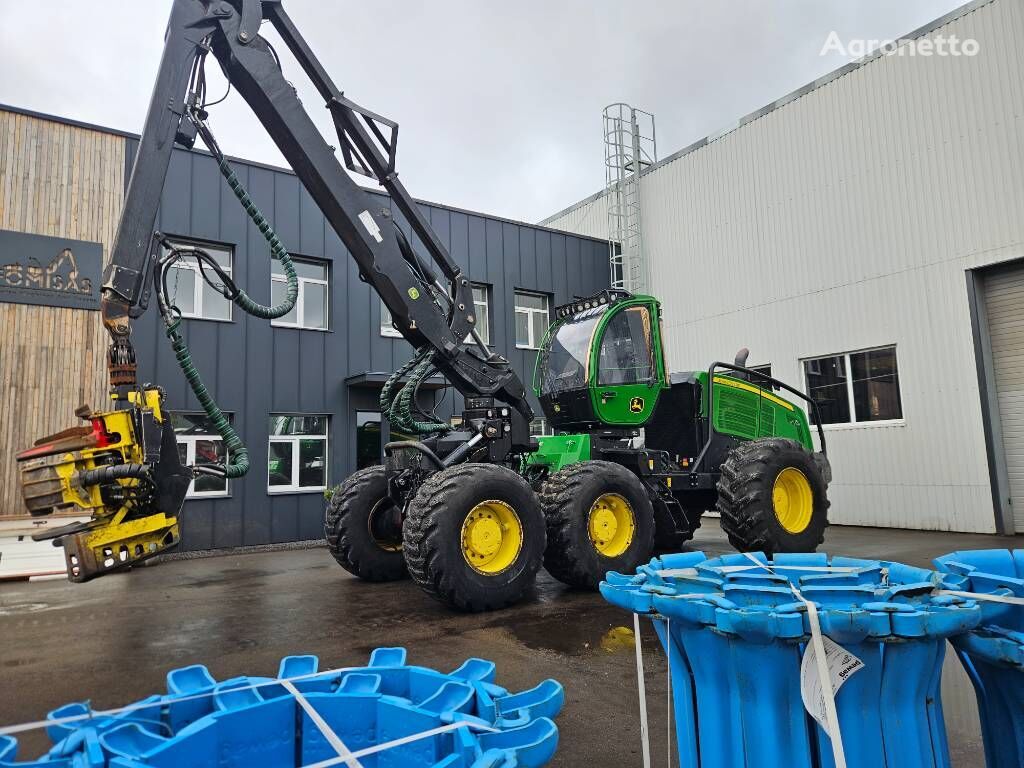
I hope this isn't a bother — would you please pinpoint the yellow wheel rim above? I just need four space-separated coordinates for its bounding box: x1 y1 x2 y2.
461 500 523 575
588 493 635 558
772 467 814 534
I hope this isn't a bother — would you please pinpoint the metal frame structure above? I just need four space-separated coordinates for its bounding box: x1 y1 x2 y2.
602 104 656 294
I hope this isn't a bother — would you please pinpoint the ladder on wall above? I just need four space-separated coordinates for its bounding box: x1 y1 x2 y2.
603 104 656 294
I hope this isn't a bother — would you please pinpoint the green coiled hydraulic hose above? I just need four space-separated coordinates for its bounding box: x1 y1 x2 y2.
159 150 299 479
215 154 298 318
379 348 450 437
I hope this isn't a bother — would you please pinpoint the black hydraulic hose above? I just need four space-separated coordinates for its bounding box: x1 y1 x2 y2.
76 463 151 486
384 441 444 470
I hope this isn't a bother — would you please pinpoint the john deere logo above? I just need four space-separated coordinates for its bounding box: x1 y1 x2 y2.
629 396 645 413
0 230 101 310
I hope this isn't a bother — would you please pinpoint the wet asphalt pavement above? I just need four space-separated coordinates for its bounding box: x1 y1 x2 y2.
1 519 1020 766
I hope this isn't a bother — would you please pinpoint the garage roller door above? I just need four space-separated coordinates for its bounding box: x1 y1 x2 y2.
984 263 1024 532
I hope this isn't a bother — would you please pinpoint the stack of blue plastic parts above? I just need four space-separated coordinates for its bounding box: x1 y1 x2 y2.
934 548 1024 767
601 550 983 768
0 648 563 768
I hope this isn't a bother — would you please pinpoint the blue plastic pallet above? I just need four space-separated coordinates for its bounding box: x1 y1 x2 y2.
602 551 983 768
934 549 1024 768
0 648 564 768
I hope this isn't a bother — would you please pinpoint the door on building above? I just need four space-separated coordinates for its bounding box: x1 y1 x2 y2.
982 263 1024 533
356 411 382 470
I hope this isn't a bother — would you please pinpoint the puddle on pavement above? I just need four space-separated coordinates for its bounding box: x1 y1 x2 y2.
502 603 655 656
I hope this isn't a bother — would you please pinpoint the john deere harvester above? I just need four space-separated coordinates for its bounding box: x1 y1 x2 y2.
15 0 830 613
522 289 832 588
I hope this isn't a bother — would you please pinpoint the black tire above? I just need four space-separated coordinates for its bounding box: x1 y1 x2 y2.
324 466 408 582
403 463 545 612
716 438 829 555
540 460 656 589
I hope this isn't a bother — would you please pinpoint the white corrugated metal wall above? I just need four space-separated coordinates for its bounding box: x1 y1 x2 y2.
544 0 1024 533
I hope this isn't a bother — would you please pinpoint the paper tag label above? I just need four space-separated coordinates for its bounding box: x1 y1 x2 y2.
800 636 864 734
358 210 383 243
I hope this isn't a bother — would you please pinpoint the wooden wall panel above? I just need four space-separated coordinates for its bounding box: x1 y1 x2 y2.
0 109 125 516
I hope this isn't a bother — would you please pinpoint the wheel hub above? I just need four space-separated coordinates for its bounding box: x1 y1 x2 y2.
587 493 635 558
367 498 403 552
461 500 523 575
772 467 813 534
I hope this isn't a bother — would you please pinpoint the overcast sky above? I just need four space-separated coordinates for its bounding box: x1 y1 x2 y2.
1 1 966 223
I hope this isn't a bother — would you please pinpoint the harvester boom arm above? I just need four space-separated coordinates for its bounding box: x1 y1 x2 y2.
103 0 532 421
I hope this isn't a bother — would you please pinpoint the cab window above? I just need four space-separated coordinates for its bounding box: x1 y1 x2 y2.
597 306 655 386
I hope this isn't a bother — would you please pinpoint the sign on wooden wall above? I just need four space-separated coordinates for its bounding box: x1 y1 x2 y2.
0 229 102 310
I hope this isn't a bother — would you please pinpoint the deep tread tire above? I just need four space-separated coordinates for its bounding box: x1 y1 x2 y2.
325 466 408 582
540 460 656 589
403 463 545 612
716 438 829 555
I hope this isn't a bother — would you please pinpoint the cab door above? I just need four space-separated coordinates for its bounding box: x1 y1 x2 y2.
591 301 663 425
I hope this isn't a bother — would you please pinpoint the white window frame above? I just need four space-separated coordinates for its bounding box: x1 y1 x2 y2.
267 415 329 494
177 434 229 499
271 257 329 331
162 238 233 322
530 417 552 437
514 290 550 350
802 345 904 428
469 284 490 345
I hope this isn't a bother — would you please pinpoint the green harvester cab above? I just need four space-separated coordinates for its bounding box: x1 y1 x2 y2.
524 290 831 588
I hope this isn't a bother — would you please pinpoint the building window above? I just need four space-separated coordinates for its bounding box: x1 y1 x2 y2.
268 415 329 492
803 346 903 425
161 238 233 321
515 291 550 349
271 256 328 330
469 284 490 345
530 417 551 437
172 413 229 498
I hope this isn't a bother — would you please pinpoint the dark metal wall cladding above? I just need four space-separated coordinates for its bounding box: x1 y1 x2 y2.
125 140 609 551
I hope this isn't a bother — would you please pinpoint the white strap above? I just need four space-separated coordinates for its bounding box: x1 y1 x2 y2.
656 564 863 578
665 618 673 768
740 551 847 768
301 720 498 768
935 589 1024 605
281 679 362 768
633 612 652 768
